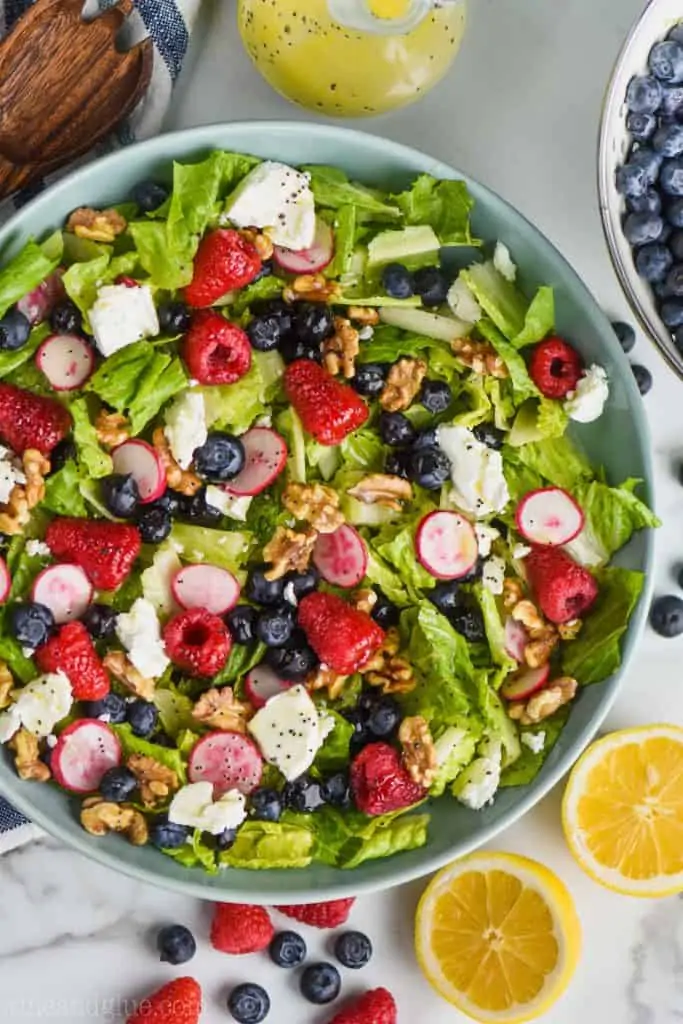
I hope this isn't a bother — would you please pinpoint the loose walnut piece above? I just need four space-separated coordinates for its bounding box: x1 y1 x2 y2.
239 228 275 261
0 484 30 535
362 628 416 694
0 661 13 710
348 474 413 512
23 449 50 509
127 754 179 808
263 526 318 581
399 715 437 788
67 207 127 243
451 337 509 378
81 797 148 845
558 619 583 640
308 666 349 701
510 598 559 669
283 273 341 304
9 728 50 783
379 358 427 412
351 589 378 616
508 676 578 725
322 317 360 378
193 687 252 731
152 428 202 497
96 410 130 449
502 578 525 611
282 482 345 534
103 651 156 701
347 306 380 326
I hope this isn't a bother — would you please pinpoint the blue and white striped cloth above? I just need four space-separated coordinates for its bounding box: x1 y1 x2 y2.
0 0 202 852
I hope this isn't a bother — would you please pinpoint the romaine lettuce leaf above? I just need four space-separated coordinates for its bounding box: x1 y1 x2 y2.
112 723 188 784
128 221 192 291
141 542 182 616
214 641 267 689
220 820 314 869
302 165 400 221
0 239 60 319
86 341 187 433
339 429 384 472
473 668 521 767
69 396 113 479
475 585 516 671
42 460 88 517
392 174 477 246
0 637 35 683
373 520 436 595
499 707 569 787
201 354 279 434
314 711 353 774
511 286 555 349
355 324 434 363
461 261 528 339
429 726 477 797
245 492 288 547
163 828 218 873
476 317 539 402
0 323 49 380
569 478 659 565
364 551 412 608
62 253 111 325
326 204 357 277
514 435 593 491
287 807 429 868
230 275 284 316
169 523 252 576
153 686 197 738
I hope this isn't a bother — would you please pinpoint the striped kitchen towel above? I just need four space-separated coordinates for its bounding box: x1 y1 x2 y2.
0 0 203 851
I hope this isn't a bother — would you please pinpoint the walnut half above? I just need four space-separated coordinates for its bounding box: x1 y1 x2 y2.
80 797 148 845
379 358 427 412
153 428 202 497
322 317 360 379
96 410 130 450
262 526 318 581
308 666 349 701
348 474 413 512
362 628 416 694
451 337 508 378
508 676 578 725
283 273 341 304
399 715 437 788
282 482 345 534
9 728 50 783
67 207 127 243
193 687 252 731
127 754 179 808
103 651 156 701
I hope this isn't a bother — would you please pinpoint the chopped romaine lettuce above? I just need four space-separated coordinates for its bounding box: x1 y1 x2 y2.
364 550 412 608
339 429 384 472
153 686 198 738
500 707 569 787
214 641 267 689
220 820 314 869
473 669 521 767
87 341 187 433
302 165 400 221
0 239 60 319
511 286 555 349
163 828 218 873
69 396 113 478
230 275 284 316
42 460 88 517
314 711 353 773
202 364 268 434
169 523 252 576
430 726 477 797
286 807 429 869
141 542 182 616
568 478 659 566
112 723 187 784
62 253 111 327
0 323 49 380
475 585 516 672
0 637 35 683
476 317 539 401
513 435 594 492
461 261 528 339
392 174 477 246
326 205 357 277
373 520 437 595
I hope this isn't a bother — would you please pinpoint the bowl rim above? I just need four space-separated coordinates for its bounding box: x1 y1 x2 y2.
0 120 656 901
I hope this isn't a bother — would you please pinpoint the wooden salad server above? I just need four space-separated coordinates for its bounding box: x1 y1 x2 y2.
0 0 153 200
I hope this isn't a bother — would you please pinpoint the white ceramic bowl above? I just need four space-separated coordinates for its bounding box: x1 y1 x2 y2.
599 0 683 379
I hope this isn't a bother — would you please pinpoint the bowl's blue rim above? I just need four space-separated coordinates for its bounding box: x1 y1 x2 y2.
0 121 655 902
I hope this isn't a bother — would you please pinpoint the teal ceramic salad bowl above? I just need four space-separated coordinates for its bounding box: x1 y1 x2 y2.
0 122 654 902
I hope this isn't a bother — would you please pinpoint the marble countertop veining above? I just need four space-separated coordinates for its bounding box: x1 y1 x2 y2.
2 0 683 1020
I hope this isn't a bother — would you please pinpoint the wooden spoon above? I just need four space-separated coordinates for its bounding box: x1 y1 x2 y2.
0 0 153 200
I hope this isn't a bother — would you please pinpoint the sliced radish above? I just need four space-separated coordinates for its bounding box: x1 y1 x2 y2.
273 218 334 274
224 427 287 497
188 730 263 796
504 617 528 663
416 511 479 580
313 524 368 588
111 439 166 504
244 663 292 709
35 333 94 391
171 564 240 615
0 555 9 604
31 564 93 623
51 719 121 794
17 269 65 325
500 664 550 701
515 487 584 547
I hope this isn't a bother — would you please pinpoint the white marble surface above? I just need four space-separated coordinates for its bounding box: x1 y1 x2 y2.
3 0 683 1020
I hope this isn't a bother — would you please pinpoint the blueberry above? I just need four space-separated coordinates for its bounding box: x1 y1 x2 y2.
472 423 505 449
137 507 172 544
654 123 683 157
250 787 282 822
127 699 159 738
413 265 449 307
321 771 351 807
627 189 662 215
381 262 413 299
626 75 662 113
675 325 683 353
193 432 245 482
615 162 649 199
228 983 270 1024
419 378 453 413
364 694 400 738
132 179 169 213
611 320 637 353
451 605 486 643
158 301 191 334
10 602 54 648
256 603 296 647
334 931 372 969
246 565 285 606
49 439 77 473
667 199 683 228
216 827 238 850
631 363 653 395
0 308 30 351
247 301 292 351
661 157 683 195
412 427 439 450
99 766 138 802
665 265 683 297
81 602 118 640
284 565 319 600
269 931 306 968
157 924 196 965
623 212 664 245
384 449 411 479
252 260 274 282
371 588 399 629
635 243 673 281
670 230 683 261
300 962 341 1005
350 362 390 397
149 817 190 849
429 580 461 616
49 299 82 335
650 594 683 637
101 474 140 519
660 84 683 118
630 148 662 184
85 692 127 723
175 487 222 525
148 489 180 516
283 775 325 813
264 636 319 681
279 335 322 364
669 24 683 46
379 411 416 446
293 303 334 346
226 604 259 644
649 40 683 84
626 111 657 142
661 298 683 327
408 446 451 490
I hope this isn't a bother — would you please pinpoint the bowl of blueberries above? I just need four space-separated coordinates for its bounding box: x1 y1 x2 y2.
599 0 683 379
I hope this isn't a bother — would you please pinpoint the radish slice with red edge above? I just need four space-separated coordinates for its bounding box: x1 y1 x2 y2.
188 730 263 795
51 719 122 793
415 510 479 580
504 617 528 663
515 487 584 547
0 555 9 604
111 439 166 504
224 427 287 497
35 333 94 391
313 523 368 588
244 663 292 709
31 564 93 623
500 664 550 701
17 269 64 325
273 218 334 274
171 564 240 615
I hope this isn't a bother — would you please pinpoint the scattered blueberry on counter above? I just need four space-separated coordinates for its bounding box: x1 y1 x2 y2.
269 930 307 968
334 930 373 969
631 363 653 395
300 962 342 1005
650 594 683 637
156 923 197 965
228 982 271 1023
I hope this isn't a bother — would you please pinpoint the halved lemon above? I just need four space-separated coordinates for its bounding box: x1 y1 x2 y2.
415 851 581 1023
562 724 683 897
369 0 411 18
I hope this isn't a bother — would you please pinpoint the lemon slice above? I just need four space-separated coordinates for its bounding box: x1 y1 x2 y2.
562 724 683 897
368 0 411 18
415 851 581 1023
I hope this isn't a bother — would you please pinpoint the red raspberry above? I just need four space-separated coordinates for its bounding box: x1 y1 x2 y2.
351 742 426 817
182 309 251 385
525 545 599 623
298 592 385 674
327 988 397 1024
276 898 356 929
0 383 72 456
115 275 138 288
528 336 583 399
36 621 110 701
163 607 231 677
45 518 141 590
126 977 201 1024
185 228 261 307
284 359 369 446
210 903 274 954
